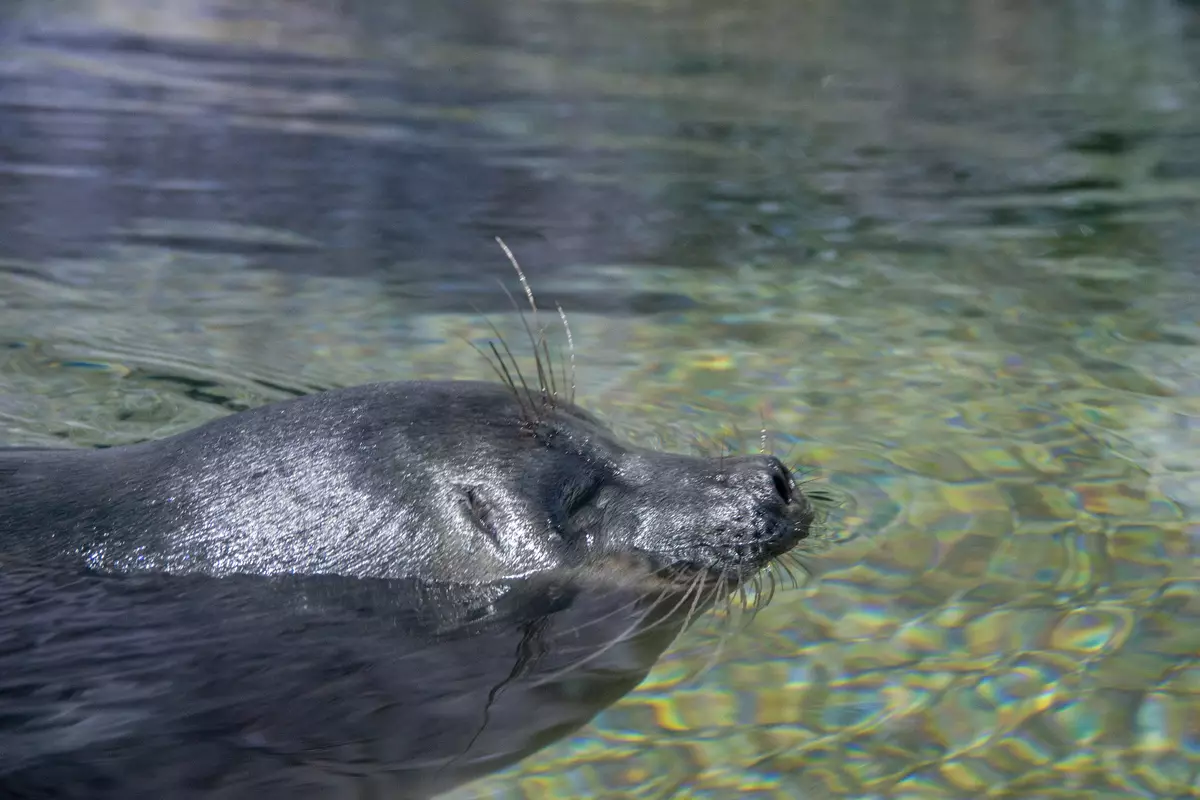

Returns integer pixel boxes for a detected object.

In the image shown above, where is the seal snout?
[730,455,804,523]
[693,454,816,573]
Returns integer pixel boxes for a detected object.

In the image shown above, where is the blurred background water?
[2,0,1200,797]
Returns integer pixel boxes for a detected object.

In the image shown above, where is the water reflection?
[3,0,1199,286]
[0,565,702,798]
[0,11,656,290]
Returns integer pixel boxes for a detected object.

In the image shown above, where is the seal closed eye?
[0,245,825,799]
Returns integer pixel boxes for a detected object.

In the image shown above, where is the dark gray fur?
[0,379,814,798]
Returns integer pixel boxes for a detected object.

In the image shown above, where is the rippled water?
[2,0,1200,797]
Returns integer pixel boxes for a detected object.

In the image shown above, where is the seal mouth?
[657,507,817,585]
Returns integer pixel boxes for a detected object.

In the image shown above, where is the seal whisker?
[531,582,658,643]
[638,581,709,637]
[461,300,539,425]
[527,576,707,689]
[690,572,720,637]
[494,237,555,410]
[763,569,778,610]
[681,569,711,632]
[528,584,673,677]
[675,570,729,683]
[737,570,756,628]
[668,570,703,637]
[555,303,576,405]
[773,557,797,592]
[693,572,737,680]
[539,331,557,401]
[732,573,755,633]
[713,567,731,618]
[483,295,542,421]
[761,569,778,614]
[739,571,768,631]
[718,567,739,631]
[476,338,530,418]
[542,337,558,400]
[724,575,745,614]
[782,551,816,584]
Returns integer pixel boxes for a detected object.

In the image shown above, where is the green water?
[2,1,1200,797]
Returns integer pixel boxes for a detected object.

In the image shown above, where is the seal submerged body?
[0,370,817,796]
[0,560,702,798]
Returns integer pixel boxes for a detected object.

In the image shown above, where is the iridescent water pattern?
[2,0,1200,797]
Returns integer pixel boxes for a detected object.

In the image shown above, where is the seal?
[0,379,810,586]
[0,247,822,799]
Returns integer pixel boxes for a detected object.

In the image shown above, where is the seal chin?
[761,499,818,559]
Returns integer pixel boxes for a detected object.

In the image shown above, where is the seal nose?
[731,455,794,507]
[711,454,813,565]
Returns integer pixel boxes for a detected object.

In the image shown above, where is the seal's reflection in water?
[0,555,808,799]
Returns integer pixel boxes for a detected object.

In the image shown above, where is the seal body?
[0,565,690,799]
[0,379,815,798]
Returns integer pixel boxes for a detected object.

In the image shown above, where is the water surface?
[2,1,1200,797]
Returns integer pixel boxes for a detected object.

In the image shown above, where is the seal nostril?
[773,472,790,504]
[767,458,793,505]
